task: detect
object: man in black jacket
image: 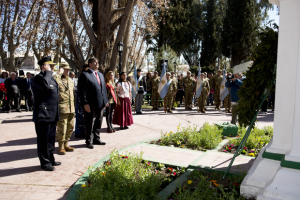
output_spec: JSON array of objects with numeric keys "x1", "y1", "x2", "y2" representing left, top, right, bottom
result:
[
  {"x1": 21, "y1": 72, "x2": 33, "y2": 111},
  {"x1": 32, "y1": 56, "x2": 61, "y2": 171},
  {"x1": 4, "y1": 72, "x2": 22, "y2": 112},
  {"x1": 77, "y1": 58, "x2": 109, "y2": 149}
]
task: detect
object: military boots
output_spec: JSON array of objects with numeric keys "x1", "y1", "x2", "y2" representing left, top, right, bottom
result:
[
  {"x1": 64, "y1": 141, "x2": 75, "y2": 152},
  {"x1": 58, "y1": 142, "x2": 66, "y2": 155}
]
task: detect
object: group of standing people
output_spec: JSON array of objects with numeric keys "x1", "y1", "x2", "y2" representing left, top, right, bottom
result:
[
  {"x1": 0, "y1": 71, "x2": 34, "y2": 112},
  {"x1": 30, "y1": 56, "x2": 134, "y2": 171}
]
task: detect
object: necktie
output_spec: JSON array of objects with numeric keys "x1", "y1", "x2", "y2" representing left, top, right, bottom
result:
[{"x1": 95, "y1": 72, "x2": 101, "y2": 85}]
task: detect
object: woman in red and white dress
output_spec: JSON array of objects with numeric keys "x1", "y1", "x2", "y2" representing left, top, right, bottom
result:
[{"x1": 113, "y1": 72, "x2": 134, "y2": 129}]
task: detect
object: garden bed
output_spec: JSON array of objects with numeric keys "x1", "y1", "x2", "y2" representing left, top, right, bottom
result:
[
  {"x1": 219, "y1": 126, "x2": 273, "y2": 157},
  {"x1": 77, "y1": 150, "x2": 186, "y2": 200},
  {"x1": 149, "y1": 123, "x2": 224, "y2": 151},
  {"x1": 167, "y1": 168, "x2": 253, "y2": 200}
]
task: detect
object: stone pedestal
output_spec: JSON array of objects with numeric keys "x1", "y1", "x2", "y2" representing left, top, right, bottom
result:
[{"x1": 241, "y1": 0, "x2": 300, "y2": 199}]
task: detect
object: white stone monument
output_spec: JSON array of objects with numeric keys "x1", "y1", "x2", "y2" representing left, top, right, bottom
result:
[{"x1": 240, "y1": 0, "x2": 300, "y2": 199}]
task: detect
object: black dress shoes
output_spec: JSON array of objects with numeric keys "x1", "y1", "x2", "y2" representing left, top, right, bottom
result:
[
  {"x1": 52, "y1": 162, "x2": 61, "y2": 166},
  {"x1": 87, "y1": 143, "x2": 94, "y2": 149},
  {"x1": 93, "y1": 140, "x2": 106, "y2": 145},
  {"x1": 124, "y1": 126, "x2": 129, "y2": 129},
  {"x1": 42, "y1": 165, "x2": 55, "y2": 171},
  {"x1": 136, "y1": 112, "x2": 143, "y2": 114}
]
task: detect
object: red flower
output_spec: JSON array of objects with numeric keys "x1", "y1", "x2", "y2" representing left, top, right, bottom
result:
[
  {"x1": 173, "y1": 172, "x2": 177, "y2": 176},
  {"x1": 107, "y1": 162, "x2": 110, "y2": 165},
  {"x1": 228, "y1": 147, "x2": 232, "y2": 151},
  {"x1": 125, "y1": 156, "x2": 128, "y2": 159},
  {"x1": 168, "y1": 167, "x2": 173, "y2": 172},
  {"x1": 232, "y1": 183, "x2": 239, "y2": 187}
]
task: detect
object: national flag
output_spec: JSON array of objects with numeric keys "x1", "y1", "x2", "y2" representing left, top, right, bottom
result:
[
  {"x1": 220, "y1": 69, "x2": 229, "y2": 101},
  {"x1": 195, "y1": 66, "x2": 202, "y2": 98},
  {"x1": 158, "y1": 62, "x2": 169, "y2": 99},
  {"x1": 131, "y1": 65, "x2": 138, "y2": 99}
]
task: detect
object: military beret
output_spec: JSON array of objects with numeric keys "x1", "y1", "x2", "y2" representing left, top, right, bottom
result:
[
  {"x1": 38, "y1": 56, "x2": 56, "y2": 66},
  {"x1": 59, "y1": 63, "x2": 72, "y2": 70}
]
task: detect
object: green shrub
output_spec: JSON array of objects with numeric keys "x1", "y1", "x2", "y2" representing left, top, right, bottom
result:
[
  {"x1": 160, "y1": 122, "x2": 223, "y2": 150},
  {"x1": 78, "y1": 150, "x2": 164, "y2": 200},
  {"x1": 229, "y1": 125, "x2": 273, "y2": 155}
]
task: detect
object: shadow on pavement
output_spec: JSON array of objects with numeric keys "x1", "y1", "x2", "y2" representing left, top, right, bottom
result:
[
  {"x1": 1, "y1": 118, "x2": 33, "y2": 123},
  {"x1": 0, "y1": 165, "x2": 42, "y2": 178},
  {"x1": 0, "y1": 137, "x2": 36, "y2": 147},
  {"x1": 0, "y1": 148, "x2": 37, "y2": 164}
]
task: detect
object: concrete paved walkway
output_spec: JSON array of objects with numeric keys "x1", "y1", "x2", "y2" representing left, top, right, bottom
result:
[{"x1": 0, "y1": 105, "x2": 274, "y2": 200}]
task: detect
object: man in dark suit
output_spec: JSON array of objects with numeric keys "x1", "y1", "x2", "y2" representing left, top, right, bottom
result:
[
  {"x1": 4, "y1": 72, "x2": 22, "y2": 112},
  {"x1": 31, "y1": 56, "x2": 61, "y2": 171},
  {"x1": 78, "y1": 58, "x2": 108, "y2": 149},
  {"x1": 21, "y1": 72, "x2": 33, "y2": 111}
]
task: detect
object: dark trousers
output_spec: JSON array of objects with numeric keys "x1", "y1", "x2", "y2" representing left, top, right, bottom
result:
[
  {"x1": 7, "y1": 95, "x2": 20, "y2": 110},
  {"x1": 176, "y1": 90, "x2": 184, "y2": 104},
  {"x1": 231, "y1": 104, "x2": 238, "y2": 125},
  {"x1": 84, "y1": 107, "x2": 104, "y2": 144},
  {"x1": 25, "y1": 90, "x2": 33, "y2": 109},
  {"x1": 261, "y1": 100, "x2": 269, "y2": 112},
  {"x1": 35, "y1": 122, "x2": 56, "y2": 168},
  {"x1": 207, "y1": 93, "x2": 214, "y2": 105},
  {"x1": 106, "y1": 103, "x2": 115, "y2": 130}
]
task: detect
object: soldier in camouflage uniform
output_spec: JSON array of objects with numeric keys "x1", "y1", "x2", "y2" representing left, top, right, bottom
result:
[
  {"x1": 224, "y1": 72, "x2": 232, "y2": 113},
  {"x1": 164, "y1": 72, "x2": 176, "y2": 113},
  {"x1": 53, "y1": 63, "x2": 75, "y2": 155},
  {"x1": 179, "y1": 71, "x2": 196, "y2": 110},
  {"x1": 147, "y1": 71, "x2": 160, "y2": 110},
  {"x1": 214, "y1": 70, "x2": 223, "y2": 110},
  {"x1": 170, "y1": 72, "x2": 177, "y2": 110},
  {"x1": 197, "y1": 73, "x2": 210, "y2": 113}
]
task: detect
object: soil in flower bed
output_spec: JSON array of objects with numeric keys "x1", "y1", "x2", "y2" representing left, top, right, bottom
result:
[
  {"x1": 78, "y1": 150, "x2": 186, "y2": 200},
  {"x1": 168, "y1": 169, "x2": 254, "y2": 200}
]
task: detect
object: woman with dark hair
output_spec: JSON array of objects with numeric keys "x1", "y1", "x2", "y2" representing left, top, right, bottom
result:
[
  {"x1": 105, "y1": 71, "x2": 116, "y2": 133},
  {"x1": 0, "y1": 72, "x2": 8, "y2": 83},
  {"x1": 113, "y1": 72, "x2": 134, "y2": 129}
]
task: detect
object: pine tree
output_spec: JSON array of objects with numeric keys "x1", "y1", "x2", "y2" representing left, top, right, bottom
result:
[
  {"x1": 221, "y1": 0, "x2": 256, "y2": 67},
  {"x1": 200, "y1": 0, "x2": 218, "y2": 67}
]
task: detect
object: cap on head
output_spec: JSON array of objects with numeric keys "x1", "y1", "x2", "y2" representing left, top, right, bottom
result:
[
  {"x1": 154, "y1": 71, "x2": 158, "y2": 74},
  {"x1": 171, "y1": 71, "x2": 175, "y2": 74},
  {"x1": 166, "y1": 72, "x2": 171, "y2": 75},
  {"x1": 187, "y1": 71, "x2": 191, "y2": 74},
  {"x1": 204, "y1": 72, "x2": 207, "y2": 75},
  {"x1": 59, "y1": 63, "x2": 72, "y2": 70},
  {"x1": 38, "y1": 56, "x2": 56, "y2": 66},
  {"x1": 218, "y1": 69, "x2": 222, "y2": 72}
]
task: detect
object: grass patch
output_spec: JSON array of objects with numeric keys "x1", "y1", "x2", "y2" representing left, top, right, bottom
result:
[
  {"x1": 150, "y1": 122, "x2": 223, "y2": 151},
  {"x1": 220, "y1": 126, "x2": 273, "y2": 157},
  {"x1": 168, "y1": 169, "x2": 250, "y2": 200},
  {"x1": 77, "y1": 150, "x2": 186, "y2": 200}
]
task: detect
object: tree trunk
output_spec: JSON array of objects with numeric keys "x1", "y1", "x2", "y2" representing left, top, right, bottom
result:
[{"x1": 121, "y1": 9, "x2": 133, "y2": 72}]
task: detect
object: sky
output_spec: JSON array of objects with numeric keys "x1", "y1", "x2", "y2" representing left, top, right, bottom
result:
[{"x1": 267, "y1": 5, "x2": 280, "y2": 25}]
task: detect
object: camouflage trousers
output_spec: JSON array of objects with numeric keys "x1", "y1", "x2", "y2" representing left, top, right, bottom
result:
[
  {"x1": 164, "y1": 94, "x2": 173, "y2": 110},
  {"x1": 214, "y1": 89, "x2": 221, "y2": 108},
  {"x1": 171, "y1": 95, "x2": 175, "y2": 109},
  {"x1": 224, "y1": 94, "x2": 231, "y2": 111},
  {"x1": 56, "y1": 113, "x2": 75, "y2": 142},
  {"x1": 197, "y1": 92, "x2": 207, "y2": 111},
  {"x1": 184, "y1": 91, "x2": 193, "y2": 108},
  {"x1": 152, "y1": 90, "x2": 160, "y2": 109}
]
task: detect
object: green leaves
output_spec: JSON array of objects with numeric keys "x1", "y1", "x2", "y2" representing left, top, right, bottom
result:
[
  {"x1": 160, "y1": 123, "x2": 223, "y2": 150},
  {"x1": 236, "y1": 26, "x2": 278, "y2": 128}
]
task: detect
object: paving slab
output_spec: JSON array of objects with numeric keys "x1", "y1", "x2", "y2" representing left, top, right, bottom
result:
[{"x1": 0, "y1": 105, "x2": 274, "y2": 200}]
